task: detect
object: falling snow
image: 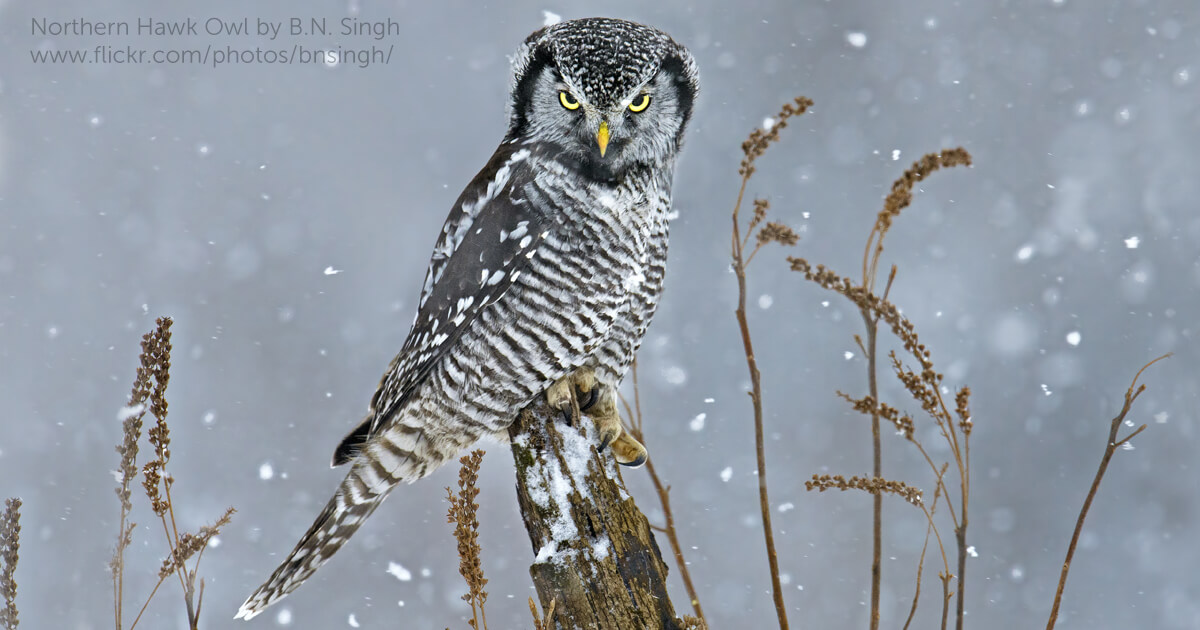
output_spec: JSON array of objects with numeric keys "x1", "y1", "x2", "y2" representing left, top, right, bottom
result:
[
  {"x1": 663, "y1": 366, "x2": 687, "y2": 385},
  {"x1": 5, "y1": 6, "x2": 1196, "y2": 630},
  {"x1": 387, "y1": 561, "x2": 412, "y2": 581},
  {"x1": 117, "y1": 403, "x2": 145, "y2": 421}
]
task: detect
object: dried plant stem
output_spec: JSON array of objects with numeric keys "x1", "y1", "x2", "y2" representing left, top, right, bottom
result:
[
  {"x1": 447, "y1": 450, "x2": 489, "y2": 630},
  {"x1": 528, "y1": 597, "x2": 556, "y2": 630},
  {"x1": 1045, "y1": 354, "x2": 1169, "y2": 630},
  {"x1": 156, "y1": 518, "x2": 188, "y2": 598},
  {"x1": 903, "y1": 512, "x2": 932, "y2": 630},
  {"x1": 862, "y1": 313, "x2": 883, "y2": 630},
  {"x1": 1, "y1": 498, "x2": 20, "y2": 630},
  {"x1": 130, "y1": 576, "x2": 168, "y2": 630},
  {"x1": 954, "y1": 511, "x2": 967, "y2": 629},
  {"x1": 645, "y1": 460, "x2": 702, "y2": 617},
  {"x1": 859, "y1": 265, "x2": 899, "y2": 630},
  {"x1": 903, "y1": 465, "x2": 948, "y2": 630},
  {"x1": 732, "y1": 178, "x2": 788, "y2": 630},
  {"x1": 114, "y1": 318, "x2": 234, "y2": 630},
  {"x1": 114, "y1": 522, "x2": 130, "y2": 628},
  {"x1": 618, "y1": 363, "x2": 706, "y2": 622},
  {"x1": 791, "y1": 148, "x2": 972, "y2": 629},
  {"x1": 728, "y1": 96, "x2": 811, "y2": 630},
  {"x1": 939, "y1": 573, "x2": 951, "y2": 630}
]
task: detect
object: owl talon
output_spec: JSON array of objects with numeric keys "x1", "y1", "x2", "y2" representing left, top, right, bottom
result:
[
  {"x1": 611, "y1": 434, "x2": 648, "y2": 468},
  {"x1": 546, "y1": 367, "x2": 600, "y2": 425},
  {"x1": 545, "y1": 374, "x2": 576, "y2": 424},
  {"x1": 597, "y1": 426, "x2": 620, "y2": 453},
  {"x1": 622, "y1": 451, "x2": 647, "y2": 468},
  {"x1": 577, "y1": 383, "x2": 600, "y2": 411},
  {"x1": 547, "y1": 369, "x2": 637, "y2": 462}
]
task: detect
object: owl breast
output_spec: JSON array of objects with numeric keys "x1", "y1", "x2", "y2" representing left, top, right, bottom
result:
[
  {"x1": 528, "y1": 159, "x2": 674, "y2": 385},
  {"x1": 391, "y1": 152, "x2": 674, "y2": 450}
]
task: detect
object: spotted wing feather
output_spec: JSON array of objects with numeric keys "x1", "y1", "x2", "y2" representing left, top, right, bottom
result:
[{"x1": 332, "y1": 145, "x2": 545, "y2": 465}]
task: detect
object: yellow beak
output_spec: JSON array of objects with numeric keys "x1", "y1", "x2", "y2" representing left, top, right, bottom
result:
[{"x1": 596, "y1": 121, "x2": 610, "y2": 157}]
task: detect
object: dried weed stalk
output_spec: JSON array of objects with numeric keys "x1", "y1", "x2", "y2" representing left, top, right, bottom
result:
[
  {"x1": 446, "y1": 450, "x2": 489, "y2": 630},
  {"x1": 790, "y1": 148, "x2": 972, "y2": 630},
  {"x1": 618, "y1": 361, "x2": 706, "y2": 622},
  {"x1": 527, "y1": 597, "x2": 555, "y2": 630},
  {"x1": 902, "y1": 466, "x2": 948, "y2": 630},
  {"x1": 112, "y1": 317, "x2": 235, "y2": 630},
  {"x1": 730, "y1": 96, "x2": 1161, "y2": 630},
  {"x1": 1, "y1": 498, "x2": 20, "y2": 630},
  {"x1": 730, "y1": 95, "x2": 812, "y2": 630},
  {"x1": 805, "y1": 474, "x2": 923, "y2": 506},
  {"x1": 1045, "y1": 355, "x2": 1169, "y2": 630}
]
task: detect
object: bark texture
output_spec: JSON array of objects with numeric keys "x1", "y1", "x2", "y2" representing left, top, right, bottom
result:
[{"x1": 509, "y1": 397, "x2": 681, "y2": 630}]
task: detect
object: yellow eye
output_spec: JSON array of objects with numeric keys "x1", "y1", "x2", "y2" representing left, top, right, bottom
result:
[
  {"x1": 559, "y1": 91, "x2": 581, "y2": 110},
  {"x1": 628, "y1": 94, "x2": 651, "y2": 112}
]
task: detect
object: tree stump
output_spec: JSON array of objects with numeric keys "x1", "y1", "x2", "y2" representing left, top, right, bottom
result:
[{"x1": 509, "y1": 393, "x2": 682, "y2": 630}]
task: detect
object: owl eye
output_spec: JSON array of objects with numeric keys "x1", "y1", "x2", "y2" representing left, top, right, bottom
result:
[
  {"x1": 628, "y1": 94, "x2": 651, "y2": 113},
  {"x1": 559, "y1": 91, "x2": 581, "y2": 110}
]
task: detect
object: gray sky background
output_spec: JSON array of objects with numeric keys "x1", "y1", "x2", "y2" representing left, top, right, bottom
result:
[{"x1": 2, "y1": 1, "x2": 1197, "y2": 628}]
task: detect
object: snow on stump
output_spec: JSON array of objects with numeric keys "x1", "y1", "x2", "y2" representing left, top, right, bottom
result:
[{"x1": 509, "y1": 394, "x2": 681, "y2": 630}]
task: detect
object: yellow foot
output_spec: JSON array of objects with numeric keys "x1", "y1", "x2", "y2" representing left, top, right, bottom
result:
[
  {"x1": 545, "y1": 367, "x2": 598, "y2": 421},
  {"x1": 545, "y1": 367, "x2": 648, "y2": 467},
  {"x1": 610, "y1": 433, "x2": 648, "y2": 468}
]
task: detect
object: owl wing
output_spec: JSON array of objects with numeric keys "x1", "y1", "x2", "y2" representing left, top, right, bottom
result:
[{"x1": 332, "y1": 144, "x2": 544, "y2": 465}]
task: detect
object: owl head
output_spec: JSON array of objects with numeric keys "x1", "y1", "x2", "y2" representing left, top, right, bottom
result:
[{"x1": 506, "y1": 17, "x2": 699, "y2": 177}]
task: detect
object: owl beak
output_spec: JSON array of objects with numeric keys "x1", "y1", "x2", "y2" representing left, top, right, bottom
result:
[{"x1": 596, "y1": 121, "x2": 610, "y2": 158}]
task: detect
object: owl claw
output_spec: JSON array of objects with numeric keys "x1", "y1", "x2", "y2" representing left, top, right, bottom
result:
[
  {"x1": 597, "y1": 427, "x2": 618, "y2": 453},
  {"x1": 546, "y1": 367, "x2": 599, "y2": 424},
  {"x1": 545, "y1": 368, "x2": 644, "y2": 464},
  {"x1": 576, "y1": 382, "x2": 600, "y2": 412},
  {"x1": 611, "y1": 434, "x2": 648, "y2": 468},
  {"x1": 545, "y1": 374, "x2": 577, "y2": 425}
]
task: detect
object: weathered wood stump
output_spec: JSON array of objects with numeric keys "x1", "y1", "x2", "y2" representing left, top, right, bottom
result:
[{"x1": 509, "y1": 394, "x2": 681, "y2": 630}]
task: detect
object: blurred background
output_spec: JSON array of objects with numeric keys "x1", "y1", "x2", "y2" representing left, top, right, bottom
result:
[{"x1": 2, "y1": 1, "x2": 1196, "y2": 628}]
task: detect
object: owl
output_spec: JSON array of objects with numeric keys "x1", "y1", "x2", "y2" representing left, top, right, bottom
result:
[{"x1": 237, "y1": 16, "x2": 698, "y2": 619}]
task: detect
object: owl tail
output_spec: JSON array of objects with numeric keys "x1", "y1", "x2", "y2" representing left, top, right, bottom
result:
[{"x1": 235, "y1": 461, "x2": 397, "y2": 620}]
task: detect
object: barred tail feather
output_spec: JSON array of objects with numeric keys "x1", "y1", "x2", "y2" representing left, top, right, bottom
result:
[{"x1": 235, "y1": 466, "x2": 395, "y2": 620}]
